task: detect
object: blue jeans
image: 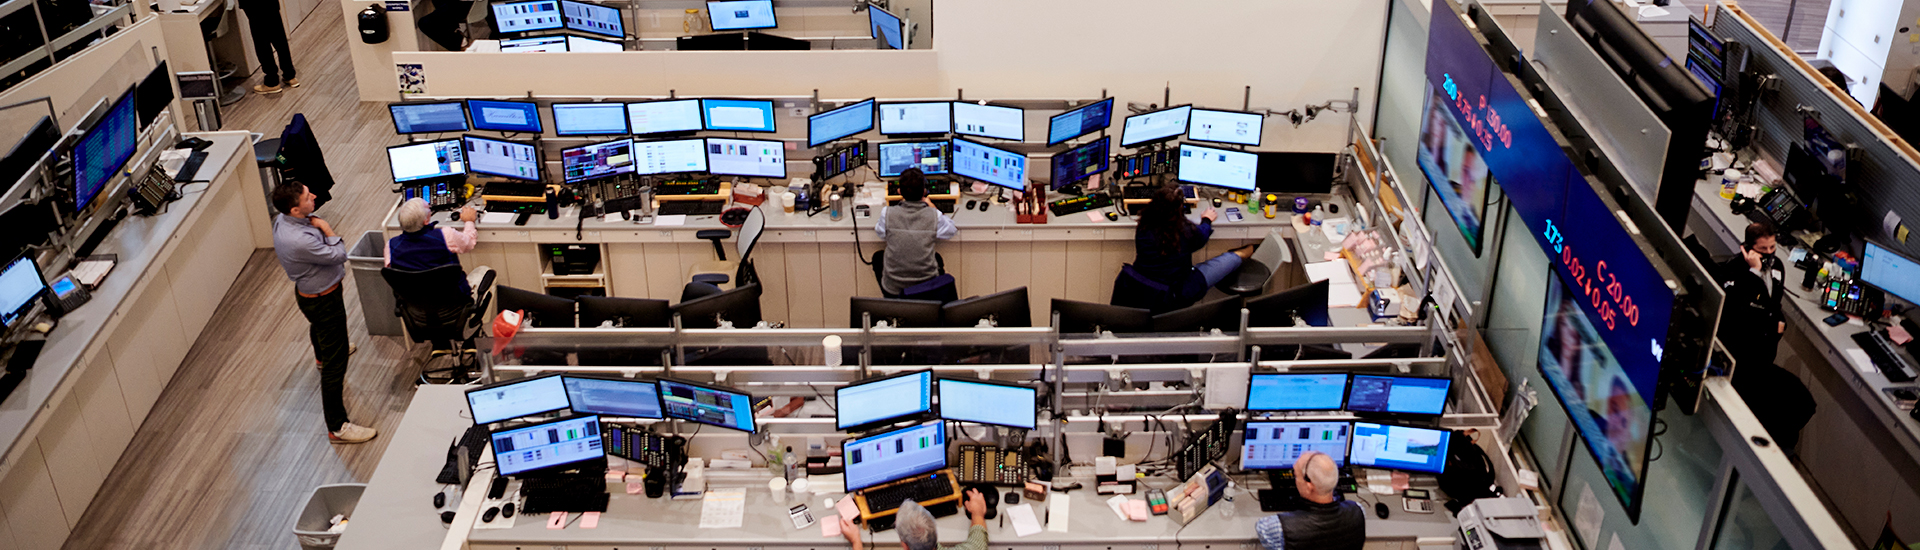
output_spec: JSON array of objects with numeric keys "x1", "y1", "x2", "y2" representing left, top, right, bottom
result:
[{"x1": 1195, "y1": 252, "x2": 1245, "y2": 289}]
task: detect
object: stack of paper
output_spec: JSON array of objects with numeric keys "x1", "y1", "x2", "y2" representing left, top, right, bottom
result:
[{"x1": 1304, "y1": 260, "x2": 1364, "y2": 307}]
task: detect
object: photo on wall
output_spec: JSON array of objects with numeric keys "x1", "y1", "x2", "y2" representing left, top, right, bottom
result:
[
  {"x1": 1415, "y1": 83, "x2": 1491, "y2": 255},
  {"x1": 1537, "y1": 270, "x2": 1654, "y2": 518}
]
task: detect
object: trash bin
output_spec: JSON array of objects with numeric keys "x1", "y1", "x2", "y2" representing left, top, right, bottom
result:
[
  {"x1": 291, "y1": 483, "x2": 366, "y2": 550},
  {"x1": 348, "y1": 231, "x2": 403, "y2": 336}
]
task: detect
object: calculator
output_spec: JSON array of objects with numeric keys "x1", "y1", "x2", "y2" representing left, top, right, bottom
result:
[{"x1": 789, "y1": 504, "x2": 815, "y2": 529}]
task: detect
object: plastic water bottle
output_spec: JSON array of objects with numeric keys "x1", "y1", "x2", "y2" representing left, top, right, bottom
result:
[{"x1": 1220, "y1": 481, "x2": 1236, "y2": 518}]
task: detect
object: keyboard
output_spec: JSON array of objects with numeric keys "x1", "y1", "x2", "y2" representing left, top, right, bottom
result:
[
  {"x1": 956, "y1": 445, "x2": 1027, "y2": 486},
  {"x1": 1853, "y1": 330, "x2": 1918, "y2": 382},
  {"x1": 658, "y1": 201, "x2": 724, "y2": 216},
  {"x1": 859, "y1": 470, "x2": 960, "y2": 517},
  {"x1": 1049, "y1": 193, "x2": 1114, "y2": 217},
  {"x1": 518, "y1": 474, "x2": 609, "y2": 514},
  {"x1": 656, "y1": 181, "x2": 720, "y2": 196}
]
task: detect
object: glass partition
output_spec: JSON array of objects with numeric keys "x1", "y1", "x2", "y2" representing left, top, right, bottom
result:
[{"x1": 0, "y1": 0, "x2": 135, "y2": 92}]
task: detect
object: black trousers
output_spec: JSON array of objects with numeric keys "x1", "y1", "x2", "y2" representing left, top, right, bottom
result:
[
  {"x1": 243, "y1": 5, "x2": 296, "y2": 86},
  {"x1": 296, "y1": 287, "x2": 350, "y2": 432}
]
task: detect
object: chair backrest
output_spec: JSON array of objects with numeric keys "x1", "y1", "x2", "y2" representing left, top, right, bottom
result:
[
  {"x1": 381, "y1": 265, "x2": 474, "y2": 342},
  {"x1": 1113, "y1": 265, "x2": 1173, "y2": 312},
  {"x1": 578, "y1": 295, "x2": 673, "y2": 328},
  {"x1": 736, "y1": 207, "x2": 766, "y2": 261}
]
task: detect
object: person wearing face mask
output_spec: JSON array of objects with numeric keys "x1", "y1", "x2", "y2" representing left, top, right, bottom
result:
[{"x1": 1719, "y1": 222, "x2": 1786, "y2": 369}]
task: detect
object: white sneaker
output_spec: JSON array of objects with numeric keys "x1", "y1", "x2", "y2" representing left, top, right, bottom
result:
[{"x1": 328, "y1": 422, "x2": 378, "y2": 444}]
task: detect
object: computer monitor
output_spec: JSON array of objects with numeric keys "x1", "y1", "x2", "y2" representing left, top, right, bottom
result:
[
  {"x1": 657, "y1": 376, "x2": 757, "y2": 432},
  {"x1": 552, "y1": 102, "x2": 630, "y2": 136},
  {"x1": 1150, "y1": 295, "x2": 1244, "y2": 333},
  {"x1": 941, "y1": 287, "x2": 1030, "y2": 328},
  {"x1": 1, "y1": 116, "x2": 58, "y2": 189},
  {"x1": 1246, "y1": 373, "x2": 1349, "y2": 412},
  {"x1": 390, "y1": 101, "x2": 469, "y2": 134},
  {"x1": 0, "y1": 255, "x2": 48, "y2": 329},
  {"x1": 1177, "y1": 143, "x2": 1258, "y2": 192},
  {"x1": 1345, "y1": 375, "x2": 1451, "y2": 417},
  {"x1": 560, "y1": 0, "x2": 623, "y2": 38},
  {"x1": 386, "y1": 139, "x2": 467, "y2": 183},
  {"x1": 576, "y1": 295, "x2": 672, "y2": 328},
  {"x1": 1862, "y1": 241, "x2": 1920, "y2": 305},
  {"x1": 135, "y1": 61, "x2": 174, "y2": 129},
  {"x1": 1241, "y1": 421, "x2": 1350, "y2": 470},
  {"x1": 809, "y1": 98, "x2": 876, "y2": 147},
  {"x1": 626, "y1": 99, "x2": 705, "y2": 136},
  {"x1": 0, "y1": 203, "x2": 58, "y2": 265},
  {"x1": 490, "y1": 0, "x2": 563, "y2": 34},
  {"x1": 562, "y1": 374, "x2": 663, "y2": 418},
  {"x1": 629, "y1": 138, "x2": 708, "y2": 175},
  {"x1": 1048, "y1": 136, "x2": 1109, "y2": 190},
  {"x1": 877, "y1": 140, "x2": 949, "y2": 177},
  {"x1": 461, "y1": 135, "x2": 540, "y2": 181},
  {"x1": 672, "y1": 283, "x2": 762, "y2": 329},
  {"x1": 1047, "y1": 98, "x2": 1114, "y2": 147},
  {"x1": 566, "y1": 34, "x2": 624, "y2": 52},
  {"x1": 842, "y1": 421, "x2": 947, "y2": 492},
  {"x1": 1255, "y1": 152, "x2": 1336, "y2": 194},
  {"x1": 707, "y1": 0, "x2": 775, "y2": 31},
  {"x1": 705, "y1": 137, "x2": 786, "y2": 178},
  {"x1": 499, "y1": 35, "x2": 568, "y2": 52},
  {"x1": 1246, "y1": 280, "x2": 1330, "y2": 327},
  {"x1": 936, "y1": 378, "x2": 1036, "y2": 429},
  {"x1": 877, "y1": 102, "x2": 950, "y2": 136},
  {"x1": 950, "y1": 137, "x2": 1027, "y2": 190},
  {"x1": 869, "y1": 4, "x2": 904, "y2": 49},
  {"x1": 560, "y1": 138, "x2": 636, "y2": 183},
  {"x1": 701, "y1": 99, "x2": 776, "y2": 132},
  {"x1": 849, "y1": 297, "x2": 942, "y2": 328},
  {"x1": 1186, "y1": 108, "x2": 1264, "y2": 146},
  {"x1": 465, "y1": 373, "x2": 571, "y2": 424},
  {"x1": 492, "y1": 414, "x2": 607, "y2": 476},
  {"x1": 73, "y1": 88, "x2": 137, "y2": 213},
  {"x1": 497, "y1": 285, "x2": 577, "y2": 327},
  {"x1": 1348, "y1": 422, "x2": 1450, "y2": 474},
  {"x1": 951, "y1": 102, "x2": 1024, "y2": 141},
  {"x1": 1051, "y1": 298, "x2": 1150, "y2": 334},
  {"x1": 837, "y1": 370, "x2": 933, "y2": 430},
  {"x1": 467, "y1": 99, "x2": 543, "y2": 133},
  {"x1": 1119, "y1": 105, "x2": 1191, "y2": 148}
]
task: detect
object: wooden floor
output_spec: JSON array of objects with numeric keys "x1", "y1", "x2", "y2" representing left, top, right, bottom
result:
[
  {"x1": 61, "y1": 2, "x2": 438, "y2": 549},
  {"x1": 1739, "y1": 0, "x2": 1831, "y2": 54}
]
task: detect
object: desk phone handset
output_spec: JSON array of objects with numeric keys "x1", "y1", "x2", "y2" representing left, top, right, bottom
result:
[{"x1": 44, "y1": 274, "x2": 91, "y2": 317}]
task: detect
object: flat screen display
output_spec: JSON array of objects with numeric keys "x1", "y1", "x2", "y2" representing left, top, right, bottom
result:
[
  {"x1": 74, "y1": 91, "x2": 137, "y2": 212},
  {"x1": 1345, "y1": 375, "x2": 1450, "y2": 416},
  {"x1": 626, "y1": 99, "x2": 705, "y2": 135},
  {"x1": 658, "y1": 378, "x2": 756, "y2": 432},
  {"x1": 1047, "y1": 98, "x2": 1113, "y2": 146},
  {"x1": 869, "y1": 5, "x2": 903, "y2": 49},
  {"x1": 809, "y1": 98, "x2": 876, "y2": 147},
  {"x1": 391, "y1": 102, "x2": 470, "y2": 134},
  {"x1": 466, "y1": 374, "x2": 571, "y2": 424},
  {"x1": 843, "y1": 422, "x2": 946, "y2": 492},
  {"x1": 492, "y1": 415, "x2": 605, "y2": 476},
  {"x1": 491, "y1": 0, "x2": 563, "y2": 34},
  {"x1": 1538, "y1": 273, "x2": 1651, "y2": 514},
  {"x1": 878, "y1": 102, "x2": 950, "y2": 135},
  {"x1": 387, "y1": 139, "x2": 467, "y2": 183},
  {"x1": 936, "y1": 379, "x2": 1035, "y2": 429},
  {"x1": 466, "y1": 99, "x2": 542, "y2": 133},
  {"x1": 567, "y1": 34, "x2": 624, "y2": 51},
  {"x1": 1176, "y1": 143, "x2": 1258, "y2": 191},
  {"x1": 1348, "y1": 422, "x2": 1449, "y2": 474},
  {"x1": 560, "y1": 0, "x2": 623, "y2": 38},
  {"x1": 707, "y1": 0, "x2": 775, "y2": 31},
  {"x1": 1415, "y1": 84, "x2": 1490, "y2": 254},
  {"x1": 561, "y1": 139, "x2": 635, "y2": 183},
  {"x1": 951, "y1": 102, "x2": 1024, "y2": 141},
  {"x1": 631, "y1": 138, "x2": 708, "y2": 175},
  {"x1": 1246, "y1": 373, "x2": 1348, "y2": 411},
  {"x1": 562, "y1": 375, "x2": 663, "y2": 418},
  {"x1": 877, "y1": 140, "x2": 949, "y2": 177},
  {"x1": 836, "y1": 371, "x2": 932, "y2": 430},
  {"x1": 1049, "y1": 136, "x2": 1108, "y2": 189},
  {"x1": 950, "y1": 137, "x2": 1026, "y2": 190},
  {"x1": 1241, "y1": 421, "x2": 1349, "y2": 470},
  {"x1": 461, "y1": 135, "x2": 540, "y2": 181},
  {"x1": 1119, "y1": 105, "x2": 1190, "y2": 147},
  {"x1": 1186, "y1": 108, "x2": 1263, "y2": 146},
  {"x1": 499, "y1": 35, "x2": 568, "y2": 52},
  {"x1": 0, "y1": 256, "x2": 47, "y2": 329},
  {"x1": 135, "y1": 61, "x2": 174, "y2": 129},
  {"x1": 705, "y1": 137, "x2": 785, "y2": 178},
  {"x1": 701, "y1": 99, "x2": 777, "y2": 132},
  {"x1": 552, "y1": 103, "x2": 629, "y2": 136},
  {"x1": 1862, "y1": 242, "x2": 1920, "y2": 305}
]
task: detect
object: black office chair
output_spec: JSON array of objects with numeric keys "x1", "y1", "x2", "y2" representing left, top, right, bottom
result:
[
  {"x1": 870, "y1": 250, "x2": 956, "y2": 302},
  {"x1": 381, "y1": 264, "x2": 497, "y2": 384},
  {"x1": 1113, "y1": 264, "x2": 1188, "y2": 314}
]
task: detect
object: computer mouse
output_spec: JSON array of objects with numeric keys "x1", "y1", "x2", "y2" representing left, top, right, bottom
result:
[
  {"x1": 978, "y1": 201, "x2": 991, "y2": 211},
  {"x1": 433, "y1": 492, "x2": 445, "y2": 508},
  {"x1": 966, "y1": 200, "x2": 977, "y2": 210},
  {"x1": 482, "y1": 506, "x2": 499, "y2": 523},
  {"x1": 1105, "y1": 211, "x2": 1119, "y2": 221},
  {"x1": 1005, "y1": 491, "x2": 1020, "y2": 505},
  {"x1": 1374, "y1": 502, "x2": 1390, "y2": 519},
  {"x1": 501, "y1": 502, "x2": 516, "y2": 518},
  {"x1": 440, "y1": 511, "x2": 456, "y2": 524}
]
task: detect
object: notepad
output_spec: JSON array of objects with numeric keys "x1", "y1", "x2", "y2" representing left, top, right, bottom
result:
[
  {"x1": 480, "y1": 212, "x2": 517, "y2": 224},
  {"x1": 1046, "y1": 494, "x2": 1070, "y2": 533},
  {"x1": 1007, "y1": 504, "x2": 1043, "y2": 537}
]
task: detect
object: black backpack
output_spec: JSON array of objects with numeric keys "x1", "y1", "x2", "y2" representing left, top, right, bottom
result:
[
  {"x1": 1438, "y1": 430, "x2": 1498, "y2": 513},
  {"x1": 358, "y1": 4, "x2": 389, "y2": 44}
]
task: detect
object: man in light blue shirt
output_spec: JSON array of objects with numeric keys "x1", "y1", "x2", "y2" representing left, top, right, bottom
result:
[{"x1": 271, "y1": 181, "x2": 375, "y2": 443}]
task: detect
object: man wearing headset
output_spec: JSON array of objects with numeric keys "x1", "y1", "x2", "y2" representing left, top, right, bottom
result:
[
  {"x1": 1255, "y1": 451, "x2": 1366, "y2": 550},
  {"x1": 1719, "y1": 222, "x2": 1787, "y2": 369}
]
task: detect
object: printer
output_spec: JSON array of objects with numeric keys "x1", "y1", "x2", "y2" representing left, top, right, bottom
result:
[{"x1": 1456, "y1": 497, "x2": 1545, "y2": 550}]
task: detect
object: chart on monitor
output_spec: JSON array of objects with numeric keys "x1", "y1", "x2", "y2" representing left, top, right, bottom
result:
[
  {"x1": 1241, "y1": 421, "x2": 1350, "y2": 469},
  {"x1": 632, "y1": 139, "x2": 708, "y2": 175},
  {"x1": 879, "y1": 102, "x2": 950, "y2": 135}
]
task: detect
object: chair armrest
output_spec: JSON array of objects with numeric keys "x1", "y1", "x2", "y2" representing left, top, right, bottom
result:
[{"x1": 695, "y1": 229, "x2": 732, "y2": 241}]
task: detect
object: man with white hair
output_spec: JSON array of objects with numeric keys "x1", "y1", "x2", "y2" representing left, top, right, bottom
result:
[
  {"x1": 839, "y1": 489, "x2": 988, "y2": 550},
  {"x1": 384, "y1": 199, "x2": 478, "y2": 295},
  {"x1": 1254, "y1": 451, "x2": 1366, "y2": 550}
]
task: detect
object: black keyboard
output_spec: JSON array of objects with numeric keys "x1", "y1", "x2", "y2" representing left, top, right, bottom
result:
[
  {"x1": 656, "y1": 181, "x2": 720, "y2": 196},
  {"x1": 1853, "y1": 330, "x2": 1918, "y2": 382},
  {"x1": 658, "y1": 201, "x2": 725, "y2": 216},
  {"x1": 460, "y1": 424, "x2": 489, "y2": 467},
  {"x1": 862, "y1": 473, "x2": 957, "y2": 514},
  {"x1": 519, "y1": 475, "x2": 609, "y2": 514}
]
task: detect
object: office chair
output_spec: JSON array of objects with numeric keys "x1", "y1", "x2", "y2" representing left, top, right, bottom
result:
[
  {"x1": 381, "y1": 264, "x2": 497, "y2": 384},
  {"x1": 687, "y1": 207, "x2": 765, "y2": 291},
  {"x1": 1113, "y1": 264, "x2": 1186, "y2": 314},
  {"x1": 870, "y1": 250, "x2": 955, "y2": 302}
]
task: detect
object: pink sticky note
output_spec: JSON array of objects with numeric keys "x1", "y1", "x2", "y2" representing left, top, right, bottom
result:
[
  {"x1": 822, "y1": 516, "x2": 842, "y2": 537},
  {"x1": 547, "y1": 511, "x2": 568, "y2": 529},
  {"x1": 1086, "y1": 211, "x2": 1104, "y2": 222},
  {"x1": 1125, "y1": 499, "x2": 1150, "y2": 521},
  {"x1": 581, "y1": 511, "x2": 601, "y2": 529},
  {"x1": 836, "y1": 496, "x2": 861, "y2": 521},
  {"x1": 626, "y1": 481, "x2": 644, "y2": 494}
]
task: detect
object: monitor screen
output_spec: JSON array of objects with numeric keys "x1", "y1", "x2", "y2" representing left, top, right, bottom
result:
[
  {"x1": 658, "y1": 378, "x2": 756, "y2": 432},
  {"x1": 878, "y1": 102, "x2": 950, "y2": 135},
  {"x1": 705, "y1": 137, "x2": 786, "y2": 178},
  {"x1": 552, "y1": 103, "x2": 629, "y2": 136},
  {"x1": 1119, "y1": 105, "x2": 1191, "y2": 147},
  {"x1": 631, "y1": 138, "x2": 708, "y2": 175},
  {"x1": 1414, "y1": 84, "x2": 1491, "y2": 254},
  {"x1": 950, "y1": 137, "x2": 1026, "y2": 190},
  {"x1": 561, "y1": 0, "x2": 623, "y2": 38},
  {"x1": 1348, "y1": 422, "x2": 1450, "y2": 474},
  {"x1": 869, "y1": 5, "x2": 903, "y2": 49},
  {"x1": 1345, "y1": 375, "x2": 1450, "y2": 416},
  {"x1": 561, "y1": 139, "x2": 635, "y2": 183},
  {"x1": 461, "y1": 135, "x2": 540, "y2": 181},
  {"x1": 1246, "y1": 373, "x2": 1349, "y2": 411},
  {"x1": 499, "y1": 35, "x2": 568, "y2": 52},
  {"x1": 809, "y1": 98, "x2": 876, "y2": 147},
  {"x1": 491, "y1": 0, "x2": 563, "y2": 34},
  {"x1": 0, "y1": 256, "x2": 47, "y2": 329},
  {"x1": 836, "y1": 370, "x2": 932, "y2": 430},
  {"x1": 492, "y1": 415, "x2": 605, "y2": 476},
  {"x1": 1241, "y1": 421, "x2": 1350, "y2": 470},
  {"x1": 387, "y1": 139, "x2": 467, "y2": 183},
  {"x1": 391, "y1": 102, "x2": 470, "y2": 134},
  {"x1": 1186, "y1": 108, "x2": 1263, "y2": 146},
  {"x1": 843, "y1": 422, "x2": 946, "y2": 492},
  {"x1": 466, "y1": 374, "x2": 571, "y2": 424},
  {"x1": 951, "y1": 102, "x2": 1024, "y2": 141},
  {"x1": 1049, "y1": 136, "x2": 1108, "y2": 189},
  {"x1": 626, "y1": 99, "x2": 705, "y2": 135},
  {"x1": 936, "y1": 378, "x2": 1035, "y2": 429},
  {"x1": 566, "y1": 34, "x2": 625, "y2": 52},
  {"x1": 877, "y1": 140, "x2": 949, "y2": 177},
  {"x1": 707, "y1": 0, "x2": 775, "y2": 31},
  {"x1": 1047, "y1": 98, "x2": 1113, "y2": 146},
  {"x1": 562, "y1": 375, "x2": 663, "y2": 418},
  {"x1": 135, "y1": 61, "x2": 174, "y2": 129},
  {"x1": 74, "y1": 90, "x2": 138, "y2": 213},
  {"x1": 1862, "y1": 242, "x2": 1920, "y2": 305},
  {"x1": 701, "y1": 99, "x2": 776, "y2": 132},
  {"x1": 1538, "y1": 273, "x2": 1652, "y2": 511},
  {"x1": 466, "y1": 99, "x2": 542, "y2": 133},
  {"x1": 1177, "y1": 143, "x2": 1258, "y2": 191}
]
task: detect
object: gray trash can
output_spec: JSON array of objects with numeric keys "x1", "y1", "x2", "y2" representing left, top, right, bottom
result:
[
  {"x1": 291, "y1": 483, "x2": 366, "y2": 550},
  {"x1": 347, "y1": 231, "x2": 403, "y2": 336}
]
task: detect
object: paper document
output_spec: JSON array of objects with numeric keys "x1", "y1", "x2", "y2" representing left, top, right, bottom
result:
[
  {"x1": 809, "y1": 474, "x2": 846, "y2": 494},
  {"x1": 480, "y1": 212, "x2": 516, "y2": 224},
  {"x1": 656, "y1": 214, "x2": 687, "y2": 226},
  {"x1": 1845, "y1": 349, "x2": 1876, "y2": 373},
  {"x1": 1105, "y1": 495, "x2": 1130, "y2": 520},
  {"x1": 699, "y1": 489, "x2": 747, "y2": 529},
  {"x1": 1046, "y1": 494, "x2": 1070, "y2": 532},
  {"x1": 1006, "y1": 504, "x2": 1043, "y2": 537}
]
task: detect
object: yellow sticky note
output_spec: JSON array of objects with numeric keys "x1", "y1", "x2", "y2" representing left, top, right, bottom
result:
[{"x1": 1899, "y1": 225, "x2": 1911, "y2": 243}]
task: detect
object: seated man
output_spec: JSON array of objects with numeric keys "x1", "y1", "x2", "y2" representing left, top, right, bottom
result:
[
  {"x1": 1255, "y1": 451, "x2": 1366, "y2": 550},
  {"x1": 841, "y1": 489, "x2": 987, "y2": 550},
  {"x1": 385, "y1": 198, "x2": 479, "y2": 296},
  {"x1": 876, "y1": 168, "x2": 957, "y2": 298}
]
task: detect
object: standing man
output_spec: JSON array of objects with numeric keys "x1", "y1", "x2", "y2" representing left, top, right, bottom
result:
[
  {"x1": 271, "y1": 181, "x2": 375, "y2": 443},
  {"x1": 1255, "y1": 451, "x2": 1366, "y2": 550},
  {"x1": 241, "y1": 0, "x2": 299, "y2": 94},
  {"x1": 1718, "y1": 222, "x2": 1786, "y2": 369},
  {"x1": 875, "y1": 168, "x2": 956, "y2": 298}
]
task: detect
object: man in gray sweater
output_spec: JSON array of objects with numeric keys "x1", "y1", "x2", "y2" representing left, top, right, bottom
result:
[{"x1": 875, "y1": 168, "x2": 956, "y2": 298}]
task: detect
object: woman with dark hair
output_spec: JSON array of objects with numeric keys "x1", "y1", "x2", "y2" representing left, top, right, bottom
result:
[{"x1": 1131, "y1": 185, "x2": 1255, "y2": 310}]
